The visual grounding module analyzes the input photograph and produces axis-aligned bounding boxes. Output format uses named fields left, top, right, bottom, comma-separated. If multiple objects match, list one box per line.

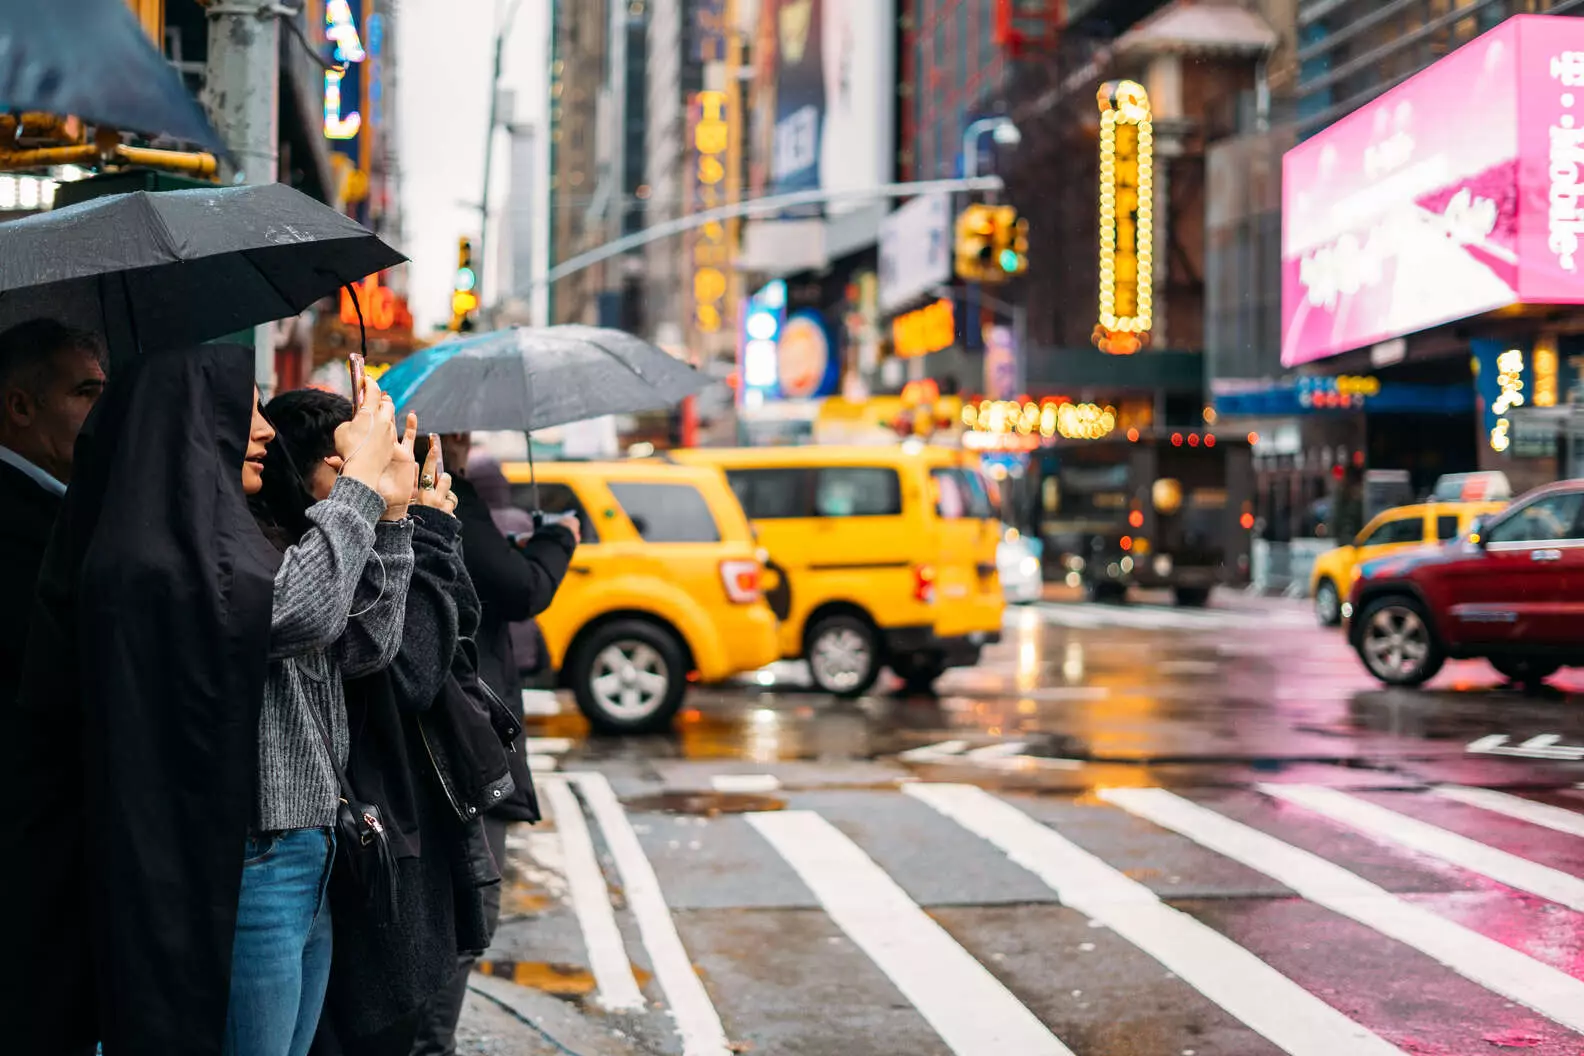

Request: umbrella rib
left=246, top=253, right=307, bottom=326
left=144, top=193, right=185, bottom=262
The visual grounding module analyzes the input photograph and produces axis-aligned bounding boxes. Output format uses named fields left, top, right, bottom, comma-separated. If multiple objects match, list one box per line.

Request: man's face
left=2, top=346, right=106, bottom=483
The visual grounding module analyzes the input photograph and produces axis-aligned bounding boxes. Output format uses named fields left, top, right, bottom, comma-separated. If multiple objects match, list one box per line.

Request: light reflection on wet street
left=476, top=595, right=1584, bottom=1056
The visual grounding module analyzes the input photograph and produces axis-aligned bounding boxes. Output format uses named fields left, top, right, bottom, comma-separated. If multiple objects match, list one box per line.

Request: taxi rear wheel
left=1314, top=578, right=1342, bottom=626
left=569, top=619, right=687, bottom=734
left=806, top=615, right=881, bottom=698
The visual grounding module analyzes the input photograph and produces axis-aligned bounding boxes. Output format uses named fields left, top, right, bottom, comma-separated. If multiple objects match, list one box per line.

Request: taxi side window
left=1358, top=517, right=1424, bottom=547
left=815, top=467, right=902, bottom=517
left=509, top=482, right=600, bottom=544
left=1486, top=493, right=1584, bottom=545
left=726, top=468, right=813, bottom=519
left=608, top=482, right=721, bottom=543
left=932, top=468, right=995, bottom=520
left=1437, top=515, right=1461, bottom=541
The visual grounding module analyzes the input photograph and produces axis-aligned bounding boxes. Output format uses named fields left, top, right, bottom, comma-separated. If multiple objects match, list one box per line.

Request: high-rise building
left=1293, top=0, right=1574, bottom=137
left=547, top=0, right=652, bottom=327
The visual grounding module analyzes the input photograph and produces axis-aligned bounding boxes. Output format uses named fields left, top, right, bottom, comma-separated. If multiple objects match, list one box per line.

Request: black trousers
left=409, top=816, right=508, bottom=1056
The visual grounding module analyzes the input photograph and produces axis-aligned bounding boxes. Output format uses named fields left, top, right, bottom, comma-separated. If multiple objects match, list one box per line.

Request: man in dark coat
left=0, top=318, right=106, bottom=708
left=411, top=434, right=577, bottom=1056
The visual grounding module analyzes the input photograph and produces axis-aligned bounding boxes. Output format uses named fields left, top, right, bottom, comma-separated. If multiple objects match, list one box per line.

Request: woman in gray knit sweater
left=231, top=376, right=418, bottom=1056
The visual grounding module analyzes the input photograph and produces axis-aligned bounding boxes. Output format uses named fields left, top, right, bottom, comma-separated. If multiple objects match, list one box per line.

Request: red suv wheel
left=1355, top=595, right=1445, bottom=686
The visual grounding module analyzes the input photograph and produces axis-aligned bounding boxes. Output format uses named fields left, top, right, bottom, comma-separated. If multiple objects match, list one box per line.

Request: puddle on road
left=475, top=959, right=652, bottom=1000
left=623, top=790, right=788, bottom=815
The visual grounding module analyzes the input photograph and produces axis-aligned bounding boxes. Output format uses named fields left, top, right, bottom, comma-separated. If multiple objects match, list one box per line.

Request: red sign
left=339, top=272, right=412, bottom=333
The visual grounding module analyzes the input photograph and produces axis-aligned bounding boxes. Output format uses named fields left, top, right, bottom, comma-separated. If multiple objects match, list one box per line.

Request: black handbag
left=304, top=693, right=400, bottom=922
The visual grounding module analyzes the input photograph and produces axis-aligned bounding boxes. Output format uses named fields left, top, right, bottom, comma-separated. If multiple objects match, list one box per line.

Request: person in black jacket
left=411, top=433, right=577, bottom=1056
left=0, top=318, right=105, bottom=710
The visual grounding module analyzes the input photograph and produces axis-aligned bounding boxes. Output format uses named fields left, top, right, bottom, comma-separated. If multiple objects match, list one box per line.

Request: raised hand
left=376, top=412, right=420, bottom=521
left=335, top=376, right=398, bottom=494
left=414, top=434, right=458, bottom=517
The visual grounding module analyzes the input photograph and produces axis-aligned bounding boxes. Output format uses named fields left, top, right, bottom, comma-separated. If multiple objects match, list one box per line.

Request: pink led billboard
left=1282, top=15, right=1584, bottom=367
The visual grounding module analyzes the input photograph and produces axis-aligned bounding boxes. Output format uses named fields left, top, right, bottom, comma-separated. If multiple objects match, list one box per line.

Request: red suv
left=1347, top=480, right=1584, bottom=687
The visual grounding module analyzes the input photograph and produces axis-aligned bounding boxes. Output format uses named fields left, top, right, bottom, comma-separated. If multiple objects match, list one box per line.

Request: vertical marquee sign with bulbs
left=1094, top=80, right=1154, bottom=356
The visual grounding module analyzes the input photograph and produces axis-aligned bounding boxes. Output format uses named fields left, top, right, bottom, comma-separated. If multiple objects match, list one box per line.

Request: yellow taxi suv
left=674, top=444, right=1005, bottom=696
left=1309, top=499, right=1505, bottom=626
left=500, top=460, right=779, bottom=733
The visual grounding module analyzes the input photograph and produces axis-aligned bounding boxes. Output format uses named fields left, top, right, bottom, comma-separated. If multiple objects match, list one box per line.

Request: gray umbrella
left=0, top=182, right=405, bottom=362
left=382, top=325, right=710, bottom=434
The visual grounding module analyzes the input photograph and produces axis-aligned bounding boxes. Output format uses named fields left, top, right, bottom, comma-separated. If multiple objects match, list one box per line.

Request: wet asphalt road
left=459, top=592, right=1584, bottom=1056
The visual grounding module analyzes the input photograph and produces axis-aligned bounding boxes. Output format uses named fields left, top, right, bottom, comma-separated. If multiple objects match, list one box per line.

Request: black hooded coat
left=0, top=343, right=279, bottom=1056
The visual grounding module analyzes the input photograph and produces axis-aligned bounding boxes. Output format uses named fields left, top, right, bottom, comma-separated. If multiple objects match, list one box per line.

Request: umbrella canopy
left=381, top=325, right=710, bottom=434
left=0, top=182, right=404, bottom=360
left=0, top=0, right=224, bottom=152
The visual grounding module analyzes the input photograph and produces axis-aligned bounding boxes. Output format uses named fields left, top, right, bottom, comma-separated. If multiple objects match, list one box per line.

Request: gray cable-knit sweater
left=258, top=476, right=415, bottom=832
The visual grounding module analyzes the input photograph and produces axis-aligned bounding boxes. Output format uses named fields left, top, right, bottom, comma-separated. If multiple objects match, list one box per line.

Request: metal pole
left=537, top=176, right=1005, bottom=289
left=477, top=0, right=525, bottom=313
left=201, top=0, right=280, bottom=393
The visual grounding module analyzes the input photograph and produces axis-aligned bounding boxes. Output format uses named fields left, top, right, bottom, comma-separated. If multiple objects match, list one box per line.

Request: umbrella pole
left=342, top=282, right=368, bottom=359
left=522, top=330, right=543, bottom=521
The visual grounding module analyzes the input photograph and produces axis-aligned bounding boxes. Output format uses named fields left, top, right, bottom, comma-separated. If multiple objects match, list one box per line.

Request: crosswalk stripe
left=537, top=778, right=646, bottom=1012
left=747, top=809, right=1075, bottom=1056
left=569, top=772, right=731, bottom=1056
left=1433, top=786, right=1584, bottom=838
left=1262, top=784, right=1584, bottom=912
left=1102, top=787, right=1584, bottom=1034
left=907, top=783, right=1405, bottom=1056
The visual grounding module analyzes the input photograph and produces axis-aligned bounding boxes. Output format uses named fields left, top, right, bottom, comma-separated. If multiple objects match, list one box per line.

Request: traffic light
left=450, top=237, right=479, bottom=331
left=956, top=205, right=1027, bottom=282
left=994, top=207, right=1029, bottom=277
left=955, top=204, right=999, bottom=282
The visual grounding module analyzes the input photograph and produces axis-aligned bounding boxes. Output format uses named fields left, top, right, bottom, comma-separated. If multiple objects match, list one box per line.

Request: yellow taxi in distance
left=1309, top=500, right=1506, bottom=626
left=673, top=444, right=1005, bottom=695
left=500, top=459, right=779, bottom=733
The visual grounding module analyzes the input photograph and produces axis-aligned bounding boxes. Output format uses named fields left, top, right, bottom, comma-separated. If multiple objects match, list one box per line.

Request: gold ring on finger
left=420, top=474, right=436, bottom=489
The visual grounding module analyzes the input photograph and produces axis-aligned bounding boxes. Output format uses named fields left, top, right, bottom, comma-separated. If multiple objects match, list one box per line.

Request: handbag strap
left=291, top=658, right=359, bottom=804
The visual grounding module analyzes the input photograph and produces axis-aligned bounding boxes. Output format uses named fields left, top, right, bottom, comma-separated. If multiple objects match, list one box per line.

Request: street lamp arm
left=532, top=175, right=1006, bottom=290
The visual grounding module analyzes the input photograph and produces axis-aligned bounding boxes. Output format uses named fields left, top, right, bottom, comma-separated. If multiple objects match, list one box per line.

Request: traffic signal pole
left=530, top=176, right=1004, bottom=290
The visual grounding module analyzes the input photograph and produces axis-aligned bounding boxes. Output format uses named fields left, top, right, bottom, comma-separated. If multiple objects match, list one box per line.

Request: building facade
left=1209, top=4, right=1584, bottom=556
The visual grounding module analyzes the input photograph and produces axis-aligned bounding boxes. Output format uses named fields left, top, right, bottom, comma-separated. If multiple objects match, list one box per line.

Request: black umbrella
left=381, top=325, right=710, bottom=434
left=0, top=182, right=405, bottom=361
left=0, top=0, right=224, bottom=152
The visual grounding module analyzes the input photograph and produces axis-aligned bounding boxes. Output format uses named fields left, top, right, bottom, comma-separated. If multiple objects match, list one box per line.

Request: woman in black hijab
left=0, top=343, right=416, bottom=1056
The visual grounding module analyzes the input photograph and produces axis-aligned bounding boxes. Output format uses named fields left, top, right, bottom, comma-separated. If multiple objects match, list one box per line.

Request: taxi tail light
left=720, top=560, right=762, bottom=604
left=914, top=564, right=938, bottom=604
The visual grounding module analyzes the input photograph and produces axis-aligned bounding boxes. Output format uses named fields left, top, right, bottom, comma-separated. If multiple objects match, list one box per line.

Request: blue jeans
left=223, top=828, right=336, bottom=1056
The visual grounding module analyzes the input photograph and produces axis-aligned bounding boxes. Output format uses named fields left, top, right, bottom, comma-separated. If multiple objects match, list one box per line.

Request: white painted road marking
left=897, top=739, right=1083, bottom=772
left=1262, top=784, right=1584, bottom=913
left=1465, top=733, right=1584, bottom=759
left=710, top=773, right=782, bottom=793
left=570, top=772, right=731, bottom=1056
left=521, top=689, right=564, bottom=715
left=908, top=784, right=1404, bottom=1056
left=898, top=740, right=970, bottom=763
left=964, top=741, right=1028, bottom=761
left=1103, top=787, right=1584, bottom=1034
left=537, top=778, right=646, bottom=1012
left=1434, top=786, right=1584, bottom=838
left=748, top=809, right=1075, bottom=1056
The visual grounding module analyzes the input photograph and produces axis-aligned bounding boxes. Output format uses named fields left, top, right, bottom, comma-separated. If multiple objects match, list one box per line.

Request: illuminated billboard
left=1282, top=15, right=1584, bottom=367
